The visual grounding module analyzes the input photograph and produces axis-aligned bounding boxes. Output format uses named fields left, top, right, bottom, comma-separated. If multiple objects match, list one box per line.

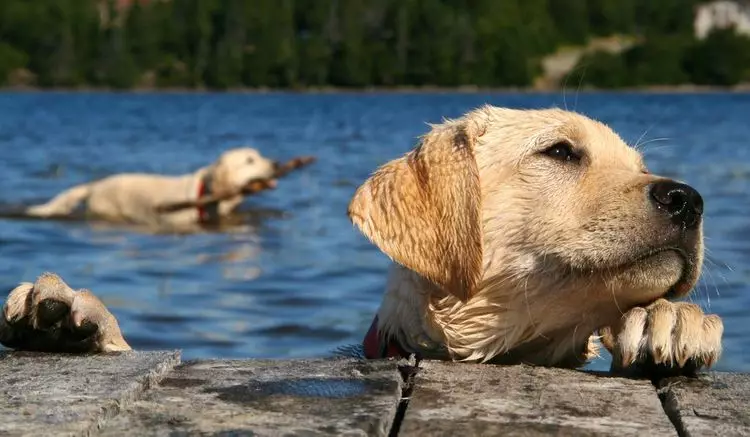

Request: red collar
left=363, top=315, right=410, bottom=359
left=197, top=179, right=209, bottom=223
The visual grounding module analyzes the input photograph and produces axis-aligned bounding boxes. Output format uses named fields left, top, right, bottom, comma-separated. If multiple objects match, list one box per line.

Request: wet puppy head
left=209, top=147, right=277, bottom=195
left=349, top=106, right=703, bottom=312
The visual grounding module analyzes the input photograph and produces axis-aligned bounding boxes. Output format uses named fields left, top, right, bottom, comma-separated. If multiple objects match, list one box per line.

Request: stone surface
left=1, top=350, right=745, bottom=436
left=100, top=357, right=403, bottom=436
left=399, top=360, right=676, bottom=437
left=0, top=350, right=180, bottom=436
left=659, top=373, right=750, bottom=436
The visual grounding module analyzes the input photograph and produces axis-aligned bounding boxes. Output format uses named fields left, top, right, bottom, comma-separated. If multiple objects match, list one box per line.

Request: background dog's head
left=349, top=106, right=703, bottom=313
left=209, top=147, right=277, bottom=195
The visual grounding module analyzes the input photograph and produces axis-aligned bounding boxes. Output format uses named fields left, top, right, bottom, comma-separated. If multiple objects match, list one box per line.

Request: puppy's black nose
left=649, top=180, right=703, bottom=228
left=272, top=161, right=280, bottom=170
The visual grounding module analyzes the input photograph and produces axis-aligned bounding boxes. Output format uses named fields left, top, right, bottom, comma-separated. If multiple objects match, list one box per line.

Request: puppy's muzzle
left=649, top=180, right=703, bottom=229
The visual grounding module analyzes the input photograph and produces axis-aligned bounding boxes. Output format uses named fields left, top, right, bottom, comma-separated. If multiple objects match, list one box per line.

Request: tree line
left=0, top=0, right=747, bottom=89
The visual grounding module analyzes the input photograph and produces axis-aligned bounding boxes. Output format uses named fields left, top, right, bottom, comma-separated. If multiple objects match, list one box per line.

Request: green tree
left=148, top=1, right=191, bottom=87
left=90, top=1, right=138, bottom=89
left=294, top=0, right=332, bottom=86
left=573, top=50, right=628, bottom=88
left=18, top=1, right=91, bottom=87
left=587, top=0, right=636, bottom=36
left=548, top=0, right=588, bottom=45
left=243, top=0, right=297, bottom=87
left=520, top=0, right=558, bottom=55
left=473, top=0, right=537, bottom=87
left=205, top=0, right=247, bottom=89
left=624, top=36, right=691, bottom=85
left=634, top=0, right=699, bottom=36
left=0, top=0, right=746, bottom=90
left=126, top=0, right=161, bottom=73
left=173, top=0, right=220, bottom=87
left=0, top=42, right=28, bottom=85
left=401, top=0, right=460, bottom=86
left=685, top=29, right=750, bottom=86
left=328, top=0, right=372, bottom=87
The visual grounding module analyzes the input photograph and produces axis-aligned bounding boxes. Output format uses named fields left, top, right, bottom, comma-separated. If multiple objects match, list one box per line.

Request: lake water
left=0, top=91, right=748, bottom=372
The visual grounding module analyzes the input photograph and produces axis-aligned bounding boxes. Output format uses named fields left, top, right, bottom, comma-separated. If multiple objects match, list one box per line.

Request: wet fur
left=349, top=106, right=722, bottom=371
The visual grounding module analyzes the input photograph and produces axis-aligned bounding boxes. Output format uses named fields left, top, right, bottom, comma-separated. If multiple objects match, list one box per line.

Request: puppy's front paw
left=602, top=299, right=722, bottom=377
left=0, top=272, right=130, bottom=353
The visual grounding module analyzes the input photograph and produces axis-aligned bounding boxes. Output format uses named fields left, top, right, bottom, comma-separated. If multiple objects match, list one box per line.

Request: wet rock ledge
left=0, top=351, right=747, bottom=436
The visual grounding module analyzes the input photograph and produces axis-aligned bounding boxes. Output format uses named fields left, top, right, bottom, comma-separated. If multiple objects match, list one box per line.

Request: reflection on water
left=0, top=92, right=749, bottom=371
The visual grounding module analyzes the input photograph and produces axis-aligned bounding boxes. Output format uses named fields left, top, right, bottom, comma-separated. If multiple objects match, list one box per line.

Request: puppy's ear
left=348, top=115, right=486, bottom=302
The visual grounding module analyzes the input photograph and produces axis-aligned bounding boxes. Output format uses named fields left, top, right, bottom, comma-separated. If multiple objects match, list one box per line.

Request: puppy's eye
left=247, top=157, right=255, bottom=164
left=541, top=141, right=580, bottom=162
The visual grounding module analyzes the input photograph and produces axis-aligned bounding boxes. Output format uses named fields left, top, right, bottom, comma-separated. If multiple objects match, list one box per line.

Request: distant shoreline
left=1, top=84, right=749, bottom=94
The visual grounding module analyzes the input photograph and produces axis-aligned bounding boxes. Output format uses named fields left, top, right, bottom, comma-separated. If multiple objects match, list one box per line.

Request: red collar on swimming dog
left=197, top=180, right=209, bottom=223
left=363, top=315, right=410, bottom=359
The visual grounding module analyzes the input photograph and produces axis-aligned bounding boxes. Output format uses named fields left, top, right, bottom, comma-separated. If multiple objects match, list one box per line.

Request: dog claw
left=603, top=299, right=723, bottom=377
left=0, top=273, right=130, bottom=353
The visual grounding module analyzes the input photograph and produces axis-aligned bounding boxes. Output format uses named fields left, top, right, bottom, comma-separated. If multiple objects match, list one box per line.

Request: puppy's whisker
left=703, top=251, right=731, bottom=298
left=704, top=250, right=733, bottom=277
left=635, top=137, right=672, bottom=151
left=608, top=274, right=625, bottom=316
left=696, top=256, right=727, bottom=310
left=560, top=60, right=590, bottom=112
left=639, top=142, right=676, bottom=156
left=702, top=265, right=723, bottom=301
left=570, top=324, right=579, bottom=358
left=632, top=124, right=655, bottom=151
left=573, top=65, right=586, bottom=112
left=523, top=276, right=538, bottom=336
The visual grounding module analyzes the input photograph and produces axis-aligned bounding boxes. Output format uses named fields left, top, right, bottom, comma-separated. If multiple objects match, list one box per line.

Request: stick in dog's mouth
left=155, top=156, right=315, bottom=213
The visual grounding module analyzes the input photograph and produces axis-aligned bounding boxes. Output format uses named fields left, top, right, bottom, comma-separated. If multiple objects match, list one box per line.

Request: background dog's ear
left=348, top=115, right=486, bottom=302
left=207, top=156, right=234, bottom=196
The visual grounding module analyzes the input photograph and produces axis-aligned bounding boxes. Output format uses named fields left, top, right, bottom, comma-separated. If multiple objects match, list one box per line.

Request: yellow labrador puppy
left=25, top=147, right=277, bottom=228
left=0, top=106, right=722, bottom=375
left=351, top=105, right=721, bottom=372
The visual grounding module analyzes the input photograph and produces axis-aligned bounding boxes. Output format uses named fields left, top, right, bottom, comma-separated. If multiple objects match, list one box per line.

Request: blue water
left=0, top=91, right=749, bottom=372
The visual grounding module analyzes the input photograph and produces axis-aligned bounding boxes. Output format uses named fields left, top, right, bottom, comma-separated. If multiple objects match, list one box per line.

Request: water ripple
left=0, top=92, right=749, bottom=371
